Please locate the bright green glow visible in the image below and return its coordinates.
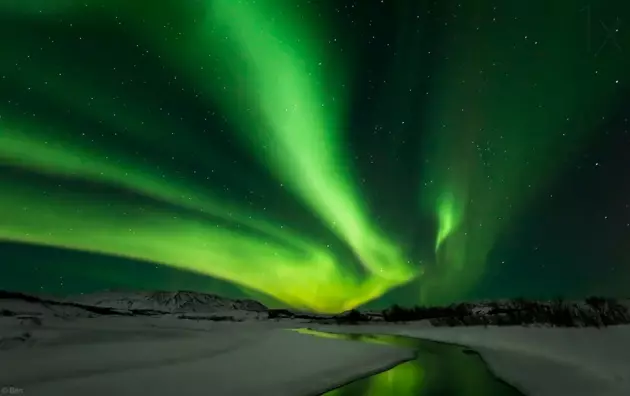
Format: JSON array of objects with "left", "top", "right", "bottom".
[
  {"left": 365, "top": 361, "right": 424, "bottom": 396},
  {"left": 297, "top": 330, "right": 424, "bottom": 395},
  {"left": 0, "top": 174, "right": 403, "bottom": 313},
  {"left": 304, "top": 330, "right": 523, "bottom": 395},
  {"left": 0, "top": 0, "right": 420, "bottom": 312},
  {"left": 192, "top": 0, "right": 414, "bottom": 283},
  {"left": 124, "top": 0, "right": 416, "bottom": 283},
  {"left": 0, "top": 122, "right": 299, "bottom": 248},
  {"left": 435, "top": 191, "right": 463, "bottom": 252}
]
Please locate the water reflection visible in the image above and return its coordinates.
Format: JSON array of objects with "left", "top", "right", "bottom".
[{"left": 293, "top": 328, "right": 524, "bottom": 396}]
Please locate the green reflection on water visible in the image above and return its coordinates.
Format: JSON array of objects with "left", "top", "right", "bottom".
[{"left": 293, "top": 328, "right": 524, "bottom": 396}]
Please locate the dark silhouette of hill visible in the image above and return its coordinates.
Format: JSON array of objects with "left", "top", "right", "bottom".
[{"left": 377, "top": 297, "right": 630, "bottom": 327}]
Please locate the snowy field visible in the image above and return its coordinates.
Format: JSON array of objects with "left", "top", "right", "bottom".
[
  {"left": 314, "top": 323, "right": 630, "bottom": 396},
  {"left": 0, "top": 315, "right": 413, "bottom": 396},
  {"left": 3, "top": 291, "right": 630, "bottom": 396}
]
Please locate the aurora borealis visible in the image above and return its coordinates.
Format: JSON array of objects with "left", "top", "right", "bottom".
[{"left": 1, "top": 0, "right": 628, "bottom": 312}]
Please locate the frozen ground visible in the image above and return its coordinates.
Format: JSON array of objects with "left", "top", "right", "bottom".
[
  {"left": 3, "top": 291, "right": 630, "bottom": 396},
  {"left": 315, "top": 323, "right": 630, "bottom": 396},
  {"left": 0, "top": 315, "right": 413, "bottom": 396}
]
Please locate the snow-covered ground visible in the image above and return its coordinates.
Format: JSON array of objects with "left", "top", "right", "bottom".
[
  {"left": 0, "top": 315, "right": 413, "bottom": 396},
  {"left": 3, "top": 290, "right": 630, "bottom": 396},
  {"left": 315, "top": 323, "right": 630, "bottom": 396},
  {"left": 0, "top": 291, "right": 416, "bottom": 395}
]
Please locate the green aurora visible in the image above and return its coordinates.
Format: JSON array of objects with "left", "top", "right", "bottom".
[{"left": 1, "top": 0, "right": 628, "bottom": 311}]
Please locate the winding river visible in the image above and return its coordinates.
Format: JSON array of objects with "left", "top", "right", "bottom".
[{"left": 296, "top": 329, "right": 525, "bottom": 396}]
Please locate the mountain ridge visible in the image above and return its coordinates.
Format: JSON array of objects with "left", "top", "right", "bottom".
[{"left": 68, "top": 290, "right": 268, "bottom": 313}]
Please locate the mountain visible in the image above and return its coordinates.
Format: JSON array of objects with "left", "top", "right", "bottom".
[{"left": 70, "top": 290, "right": 268, "bottom": 313}]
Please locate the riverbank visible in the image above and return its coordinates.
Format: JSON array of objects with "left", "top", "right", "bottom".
[{"left": 314, "top": 323, "right": 630, "bottom": 396}]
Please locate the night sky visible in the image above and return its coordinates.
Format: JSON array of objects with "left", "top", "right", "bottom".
[{"left": 0, "top": 0, "right": 628, "bottom": 313}]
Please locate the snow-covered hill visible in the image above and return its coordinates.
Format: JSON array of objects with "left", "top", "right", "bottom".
[
  {"left": 0, "top": 290, "right": 133, "bottom": 319},
  {"left": 69, "top": 290, "right": 267, "bottom": 313}
]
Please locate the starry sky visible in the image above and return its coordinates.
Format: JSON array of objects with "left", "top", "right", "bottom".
[{"left": 0, "top": 0, "right": 628, "bottom": 313}]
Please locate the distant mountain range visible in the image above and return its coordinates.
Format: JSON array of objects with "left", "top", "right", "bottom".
[
  {"left": 0, "top": 289, "right": 267, "bottom": 321},
  {"left": 70, "top": 290, "right": 267, "bottom": 313},
  {"left": 2, "top": 290, "right": 629, "bottom": 328}
]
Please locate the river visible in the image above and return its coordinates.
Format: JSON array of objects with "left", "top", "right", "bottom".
[{"left": 295, "top": 328, "right": 525, "bottom": 396}]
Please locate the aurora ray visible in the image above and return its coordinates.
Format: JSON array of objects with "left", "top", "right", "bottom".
[
  {"left": 117, "top": 0, "right": 417, "bottom": 283},
  {"left": 0, "top": 115, "right": 405, "bottom": 312},
  {"left": 0, "top": 173, "right": 402, "bottom": 313},
  {"left": 205, "top": 0, "right": 414, "bottom": 281},
  {"left": 1, "top": 0, "right": 628, "bottom": 308},
  {"left": 417, "top": 2, "right": 629, "bottom": 304},
  {"left": 0, "top": 0, "right": 419, "bottom": 313}
]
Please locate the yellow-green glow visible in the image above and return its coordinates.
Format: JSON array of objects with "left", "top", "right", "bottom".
[
  {"left": 0, "top": 0, "right": 422, "bottom": 313},
  {"left": 0, "top": 122, "right": 305, "bottom": 249},
  {"left": 297, "top": 330, "right": 424, "bottom": 395},
  {"left": 0, "top": 176, "right": 403, "bottom": 313},
  {"left": 365, "top": 361, "right": 424, "bottom": 396},
  {"left": 302, "top": 329, "right": 525, "bottom": 395}
]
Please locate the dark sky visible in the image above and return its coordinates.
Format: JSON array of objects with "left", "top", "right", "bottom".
[{"left": 0, "top": 0, "right": 628, "bottom": 312}]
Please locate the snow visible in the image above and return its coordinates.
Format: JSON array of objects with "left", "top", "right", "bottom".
[
  {"left": 0, "top": 315, "right": 413, "bottom": 396},
  {"left": 314, "top": 323, "right": 630, "bottom": 396},
  {"left": 4, "top": 290, "right": 630, "bottom": 396}
]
